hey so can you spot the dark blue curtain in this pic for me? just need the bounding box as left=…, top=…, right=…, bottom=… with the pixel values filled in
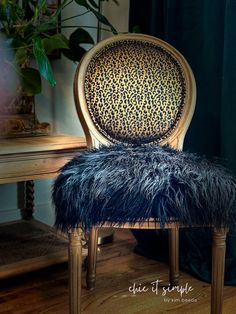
left=129, top=0, right=236, bottom=284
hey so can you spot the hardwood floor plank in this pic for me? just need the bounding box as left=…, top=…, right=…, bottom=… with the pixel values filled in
left=0, top=230, right=236, bottom=313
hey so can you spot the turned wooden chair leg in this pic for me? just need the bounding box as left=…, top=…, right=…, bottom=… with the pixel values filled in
left=86, top=226, right=99, bottom=290
left=68, top=228, right=83, bottom=314
left=211, top=228, right=227, bottom=314
left=168, top=227, right=179, bottom=286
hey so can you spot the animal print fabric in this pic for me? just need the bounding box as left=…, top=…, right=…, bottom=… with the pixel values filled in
left=84, top=40, right=186, bottom=144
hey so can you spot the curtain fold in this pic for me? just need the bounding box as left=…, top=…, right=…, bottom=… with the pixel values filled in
left=130, top=0, right=236, bottom=172
left=220, top=0, right=236, bottom=173
left=129, top=0, right=236, bottom=285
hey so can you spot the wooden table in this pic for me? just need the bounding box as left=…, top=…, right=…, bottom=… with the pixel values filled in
left=0, top=134, right=87, bottom=279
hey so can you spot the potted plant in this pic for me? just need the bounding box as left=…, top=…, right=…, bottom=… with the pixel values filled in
left=0, top=0, right=117, bottom=137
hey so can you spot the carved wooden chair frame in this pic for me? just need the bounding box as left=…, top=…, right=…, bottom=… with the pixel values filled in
left=69, top=33, right=227, bottom=314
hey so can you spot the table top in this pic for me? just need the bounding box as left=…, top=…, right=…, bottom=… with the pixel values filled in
left=0, top=134, right=87, bottom=156
left=0, top=134, right=87, bottom=183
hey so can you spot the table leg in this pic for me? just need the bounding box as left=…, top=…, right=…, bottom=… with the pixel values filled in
left=18, top=180, right=35, bottom=220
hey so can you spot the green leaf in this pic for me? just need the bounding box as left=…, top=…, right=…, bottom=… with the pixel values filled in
left=62, top=46, right=86, bottom=62
left=52, top=0, right=71, bottom=19
left=21, top=67, right=42, bottom=96
left=38, top=0, right=47, bottom=13
left=42, top=33, right=69, bottom=55
left=75, top=0, right=89, bottom=9
left=23, top=24, right=37, bottom=44
left=15, top=47, right=27, bottom=65
left=75, top=0, right=117, bottom=33
left=101, top=0, right=119, bottom=4
left=62, top=28, right=93, bottom=62
left=90, top=6, right=117, bottom=34
left=33, top=6, right=39, bottom=23
left=37, top=19, right=58, bottom=33
left=87, top=0, right=99, bottom=8
left=33, top=37, right=56, bottom=86
left=111, top=0, right=119, bottom=5
left=70, top=28, right=94, bottom=45
left=0, top=3, right=8, bottom=22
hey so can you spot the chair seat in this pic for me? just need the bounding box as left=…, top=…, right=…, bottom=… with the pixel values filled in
left=53, top=145, right=236, bottom=230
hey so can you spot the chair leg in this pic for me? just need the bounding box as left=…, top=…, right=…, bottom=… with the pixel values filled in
left=211, top=228, right=227, bottom=314
left=86, top=226, right=99, bottom=290
left=68, top=228, right=83, bottom=314
left=168, top=227, right=179, bottom=286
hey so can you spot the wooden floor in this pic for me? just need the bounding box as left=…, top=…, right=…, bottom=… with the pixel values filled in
left=0, top=229, right=236, bottom=314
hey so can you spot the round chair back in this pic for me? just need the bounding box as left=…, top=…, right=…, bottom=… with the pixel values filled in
left=74, top=34, right=196, bottom=148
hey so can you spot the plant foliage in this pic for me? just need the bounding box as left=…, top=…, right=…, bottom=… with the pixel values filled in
left=0, top=0, right=117, bottom=96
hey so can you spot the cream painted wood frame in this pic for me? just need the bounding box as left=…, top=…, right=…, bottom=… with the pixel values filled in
left=74, top=33, right=196, bottom=150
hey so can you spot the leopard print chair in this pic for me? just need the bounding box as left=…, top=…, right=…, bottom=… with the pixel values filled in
left=53, top=34, right=234, bottom=314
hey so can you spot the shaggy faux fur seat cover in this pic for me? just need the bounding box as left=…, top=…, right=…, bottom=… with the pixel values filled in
left=53, top=145, right=236, bottom=230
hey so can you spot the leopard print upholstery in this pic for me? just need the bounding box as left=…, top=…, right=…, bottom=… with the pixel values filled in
left=84, top=39, right=186, bottom=144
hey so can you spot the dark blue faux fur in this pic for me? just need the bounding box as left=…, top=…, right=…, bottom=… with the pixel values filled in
left=52, top=145, right=236, bottom=231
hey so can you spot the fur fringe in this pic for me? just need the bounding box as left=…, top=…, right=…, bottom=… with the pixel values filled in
left=52, top=145, right=236, bottom=231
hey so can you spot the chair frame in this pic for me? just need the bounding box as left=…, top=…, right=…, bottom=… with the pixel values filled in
left=74, top=33, right=196, bottom=150
left=70, top=34, right=227, bottom=314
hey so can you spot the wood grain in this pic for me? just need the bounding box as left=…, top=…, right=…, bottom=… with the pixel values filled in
left=0, top=230, right=235, bottom=314
left=0, top=220, right=87, bottom=280
left=0, top=134, right=86, bottom=155
left=0, top=134, right=86, bottom=183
